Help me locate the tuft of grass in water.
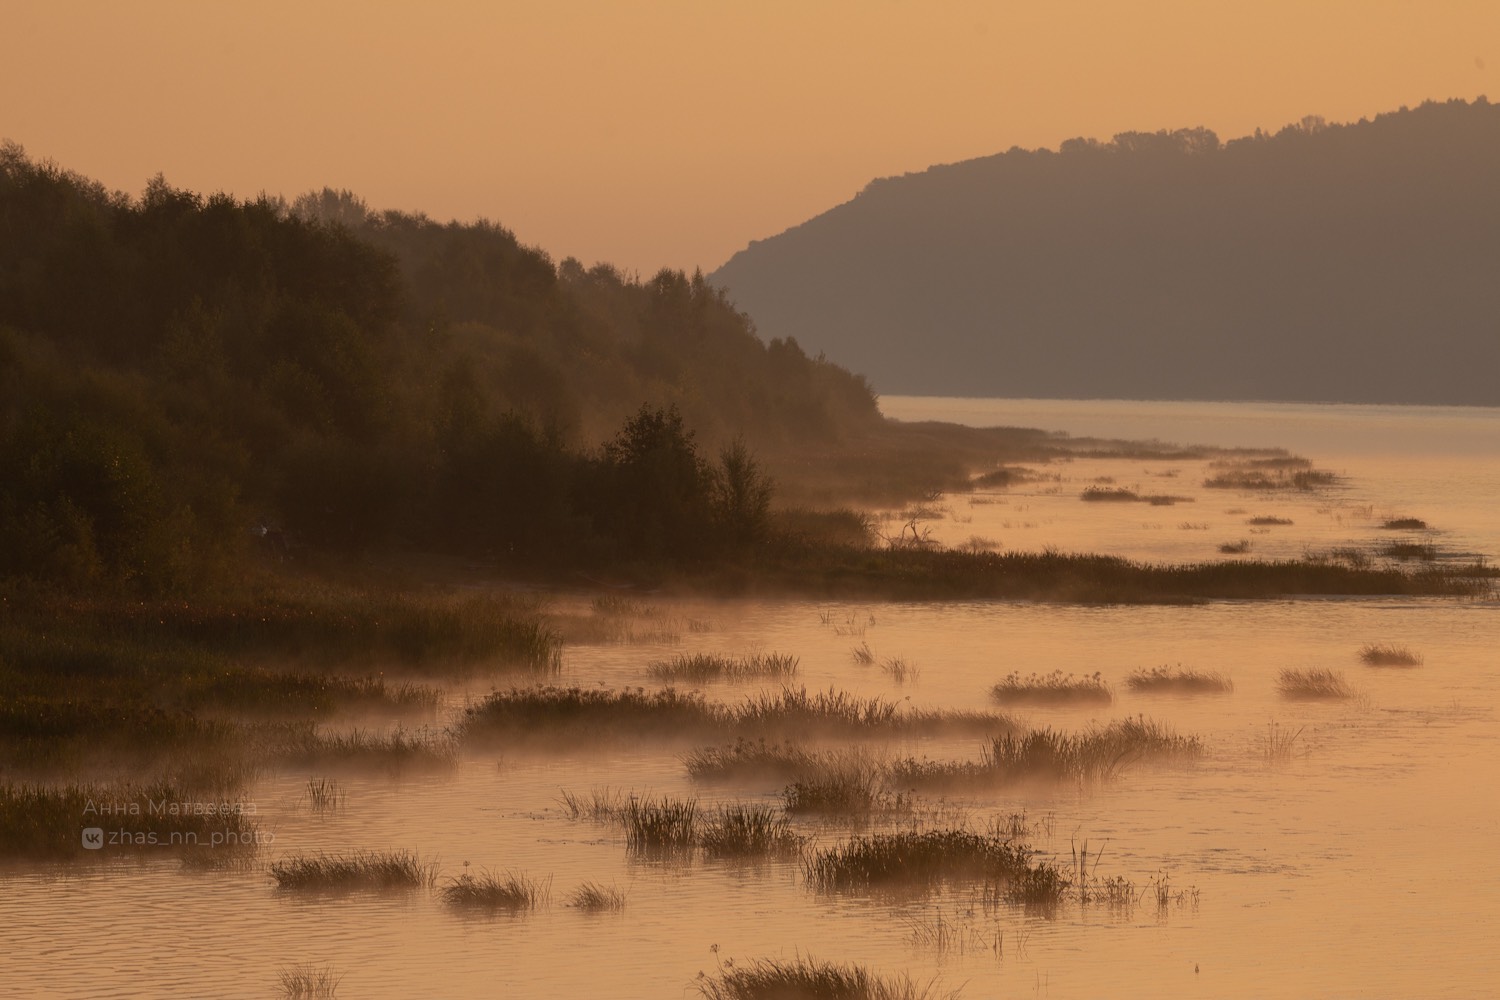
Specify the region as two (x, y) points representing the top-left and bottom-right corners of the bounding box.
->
(699, 804), (800, 859)
(460, 685), (1010, 744)
(277, 962), (342, 999)
(1247, 516), (1294, 526)
(1125, 665), (1233, 694)
(1218, 540), (1252, 555)
(558, 787), (630, 821)
(1277, 667), (1354, 700)
(880, 656), (919, 684)
(805, 828), (1066, 899)
(1381, 518), (1428, 530)
(991, 670), (1112, 706)
(620, 795), (698, 851)
(305, 777), (345, 813)
(1080, 486), (1141, 502)
(781, 751), (887, 815)
(269, 850), (436, 891)
(892, 717), (1201, 789)
(1379, 541), (1437, 562)
(439, 868), (550, 910)
(851, 642), (876, 665)
(1203, 458), (1337, 491)
(682, 739), (818, 781)
(648, 652), (800, 683)
(270, 724), (458, 772)
(1358, 643), (1424, 667)
(1262, 721), (1305, 764)
(566, 880), (625, 911)
(695, 956), (957, 1000)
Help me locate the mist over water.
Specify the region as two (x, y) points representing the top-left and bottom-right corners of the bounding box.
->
(4, 399), (1496, 999)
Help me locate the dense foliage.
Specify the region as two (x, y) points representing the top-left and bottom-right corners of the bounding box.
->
(0, 144), (878, 589)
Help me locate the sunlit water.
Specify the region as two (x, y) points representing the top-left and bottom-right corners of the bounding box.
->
(4, 399), (1497, 999)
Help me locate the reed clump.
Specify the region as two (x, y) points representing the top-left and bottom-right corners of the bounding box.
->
(1277, 668), (1355, 700)
(277, 962), (342, 999)
(1125, 665), (1233, 694)
(891, 717), (1202, 788)
(991, 670), (1113, 706)
(696, 957), (957, 1000)
(699, 804), (800, 859)
(1379, 542), (1437, 562)
(1381, 518), (1428, 530)
(781, 751), (886, 815)
(269, 850), (437, 890)
(566, 881), (626, 911)
(620, 795), (699, 850)
(648, 652), (800, 683)
(1080, 486), (1141, 502)
(439, 868), (550, 910)
(682, 739), (819, 781)
(269, 724), (458, 772)
(1248, 516), (1294, 526)
(1358, 643), (1424, 667)
(805, 829), (1066, 901)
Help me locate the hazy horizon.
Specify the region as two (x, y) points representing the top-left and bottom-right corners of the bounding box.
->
(5, 1), (1496, 276)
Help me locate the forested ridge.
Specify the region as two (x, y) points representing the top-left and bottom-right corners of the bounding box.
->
(0, 144), (881, 590)
(711, 98), (1500, 405)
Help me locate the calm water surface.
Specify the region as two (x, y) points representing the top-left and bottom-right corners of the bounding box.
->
(3, 399), (1497, 999)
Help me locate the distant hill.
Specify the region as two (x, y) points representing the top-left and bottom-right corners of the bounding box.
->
(711, 98), (1500, 406)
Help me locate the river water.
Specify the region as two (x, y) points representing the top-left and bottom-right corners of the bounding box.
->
(3, 398), (1497, 999)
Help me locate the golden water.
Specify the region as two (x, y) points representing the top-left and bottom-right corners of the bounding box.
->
(4, 399), (1497, 999)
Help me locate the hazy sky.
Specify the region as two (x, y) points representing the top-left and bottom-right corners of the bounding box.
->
(4, 1), (1494, 275)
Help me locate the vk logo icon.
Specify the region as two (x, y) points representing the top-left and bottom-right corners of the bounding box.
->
(82, 827), (104, 850)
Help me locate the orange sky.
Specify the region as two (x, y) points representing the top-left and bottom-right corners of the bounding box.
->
(4, 1), (1494, 275)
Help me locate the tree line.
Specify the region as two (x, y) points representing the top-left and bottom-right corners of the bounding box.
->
(0, 144), (877, 590)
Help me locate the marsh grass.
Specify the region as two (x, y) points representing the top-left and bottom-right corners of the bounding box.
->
(904, 910), (992, 956)
(0, 781), (260, 858)
(458, 686), (718, 743)
(1204, 457), (1337, 491)
(269, 850), (437, 891)
(781, 751), (887, 815)
(566, 880), (626, 911)
(1380, 542), (1437, 562)
(891, 717), (1202, 789)
(1080, 486), (1140, 502)
(558, 787), (630, 821)
(695, 957), (957, 1000)
(1248, 516), (1294, 526)
(805, 829), (1067, 902)
(1262, 721), (1305, 763)
(277, 962), (342, 999)
(620, 795), (698, 850)
(439, 868), (550, 910)
(1277, 668), (1355, 700)
(880, 656), (919, 684)
(1358, 643), (1424, 667)
(1125, 665), (1234, 694)
(681, 739), (818, 781)
(991, 670), (1112, 706)
(1218, 540), (1252, 555)
(851, 642), (876, 665)
(272, 724), (458, 771)
(648, 652), (800, 683)
(305, 777), (345, 813)
(1381, 518), (1428, 530)
(699, 804), (800, 858)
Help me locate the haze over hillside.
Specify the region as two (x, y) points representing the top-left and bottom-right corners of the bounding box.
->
(712, 98), (1500, 406)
